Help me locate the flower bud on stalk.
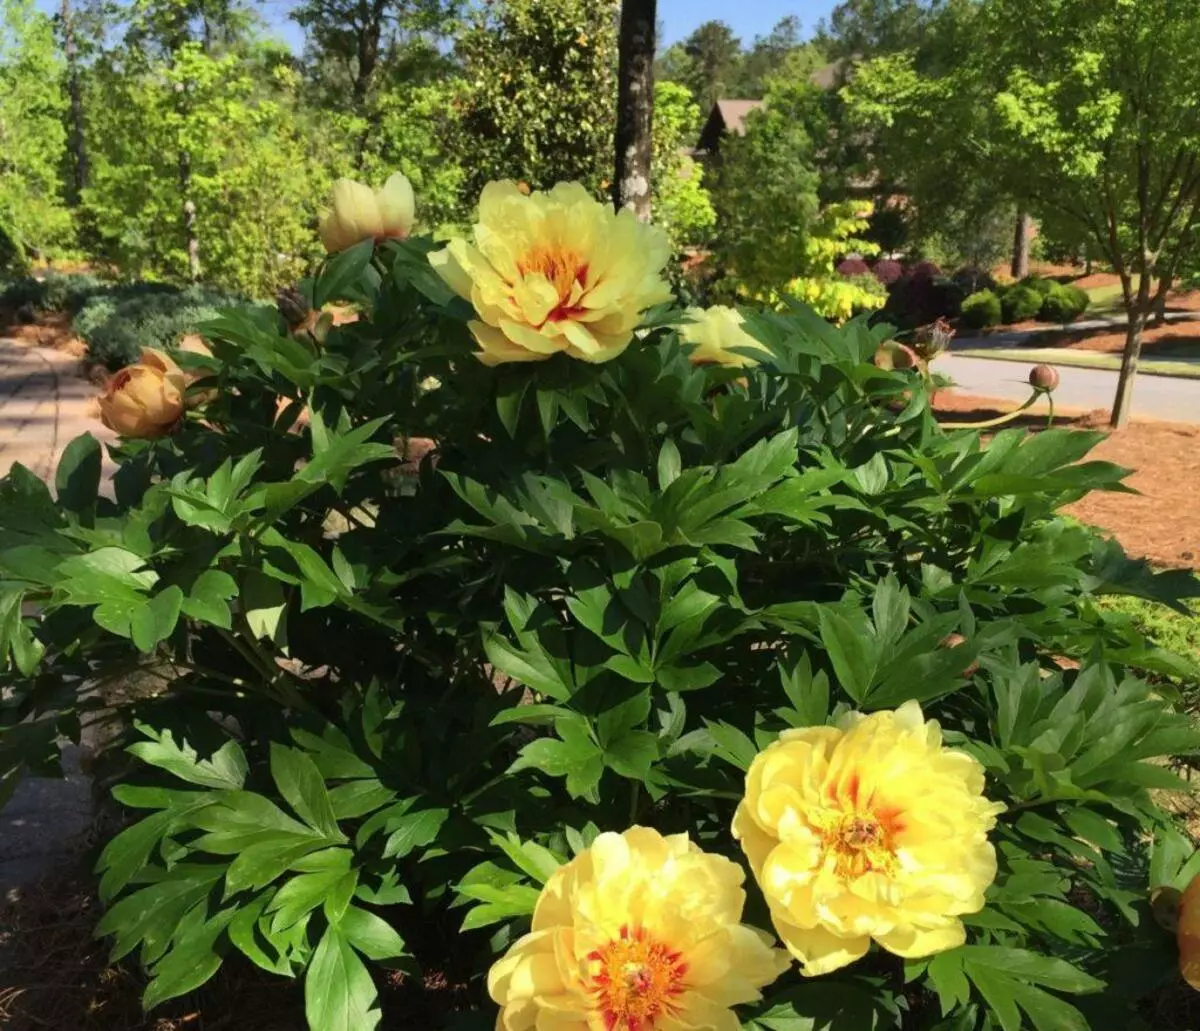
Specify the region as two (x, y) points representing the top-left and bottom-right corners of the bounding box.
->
(1029, 364), (1060, 393)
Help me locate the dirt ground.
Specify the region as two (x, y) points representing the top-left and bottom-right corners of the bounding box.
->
(935, 393), (1200, 568)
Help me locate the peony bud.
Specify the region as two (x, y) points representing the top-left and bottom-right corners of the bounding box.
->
(873, 341), (921, 371)
(1029, 364), (1060, 393)
(97, 358), (185, 438)
(276, 285), (311, 330)
(940, 632), (980, 677)
(319, 173), (415, 253)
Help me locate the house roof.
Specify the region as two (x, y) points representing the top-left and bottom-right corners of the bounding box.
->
(712, 99), (765, 137)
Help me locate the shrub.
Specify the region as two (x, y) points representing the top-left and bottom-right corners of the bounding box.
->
(871, 258), (903, 286)
(1038, 282), (1091, 323)
(909, 259), (942, 281)
(952, 266), (997, 295)
(0, 275), (46, 310)
(883, 269), (965, 328)
(72, 284), (265, 369)
(1001, 283), (1044, 322)
(1, 189), (1199, 1031)
(835, 256), (870, 278)
(1021, 274), (1058, 297)
(961, 288), (1003, 329)
(39, 272), (106, 313)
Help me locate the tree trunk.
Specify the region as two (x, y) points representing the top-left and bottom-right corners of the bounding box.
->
(1010, 209), (1031, 279)
(179, 152), (201, 282)
(1111, 269), (1152, 428)
(1110, 308), (1145, 427)
(613, 0), (656, 222)
(61, 0), (88, 203)
(1152, 276), (1171, 326)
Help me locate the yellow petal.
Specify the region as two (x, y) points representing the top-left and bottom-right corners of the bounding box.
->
(376, 172), (415, 238)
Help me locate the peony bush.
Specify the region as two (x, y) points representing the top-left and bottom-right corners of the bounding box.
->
(2, 172), (1200, 1031)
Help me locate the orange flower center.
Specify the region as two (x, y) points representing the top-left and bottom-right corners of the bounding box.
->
(589, 925), (687, 1031)
(816, 809), (902, 880)
(516, 245), (589, 324)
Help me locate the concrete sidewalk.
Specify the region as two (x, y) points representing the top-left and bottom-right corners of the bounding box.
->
(0, 338), (114, 483)
(939, 354), (1200, 423)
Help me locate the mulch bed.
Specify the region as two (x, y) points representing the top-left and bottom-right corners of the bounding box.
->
(935, 393), (1200, 568)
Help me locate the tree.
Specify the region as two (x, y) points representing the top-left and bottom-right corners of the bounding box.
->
(0, 0), (71, 268)
(455, 0), (618, 198)
(676, 19), (741, 111)
(737, 15), (805, 98)
(979, 0), (1200, 426)
(613, 0), (654, 219)
(84, 38), (332, 293)
(291, 0), (455, 114)
(651, 80), (715, 250)
(816, 0), (933, 59)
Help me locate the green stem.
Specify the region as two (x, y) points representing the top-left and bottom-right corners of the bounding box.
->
(938, 389), (1042, 430)
(1046, 393), (1056, 429)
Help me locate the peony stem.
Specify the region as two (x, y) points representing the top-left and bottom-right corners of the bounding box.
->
(938, 390), (1043, 430)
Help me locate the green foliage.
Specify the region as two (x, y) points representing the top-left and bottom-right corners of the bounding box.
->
(962, 289), (1003, 329)
(84, 43), (330, 295)
(0, 0), (72, 269)
(1038, 282), (1091, 323)
(455, 0), (618, 197)
(72, 283), (266, 368)
(1, 221), (1198, 1029)
(1002, 283), (1043, 323)
(650, 81), (716, 251)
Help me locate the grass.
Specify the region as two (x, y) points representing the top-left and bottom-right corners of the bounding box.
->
(1085, 280), (1128, 318)
(954, 346), (1200, 379)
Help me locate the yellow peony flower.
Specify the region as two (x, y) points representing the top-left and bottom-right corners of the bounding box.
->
(319, 172), (415, 253)
(733, 700), (1003, 977)
(98, 348), (187, 438)
(429, 181), (673, 366)
(488, 826), (788, 1031)
(680, 306), (771, 368)
(1179, 873), (1200, 989)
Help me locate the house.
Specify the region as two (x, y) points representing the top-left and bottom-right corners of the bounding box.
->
(694, 59), (856, 157)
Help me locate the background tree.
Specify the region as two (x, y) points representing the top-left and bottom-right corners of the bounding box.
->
(613, 0), (654, 219)
(816, 0), (933, 58)
(0, 0), (71, 269)
(661, 19), (741, 111)
(455, 0), (618, 198)
(979, 0), (1200, 426)
(650, 80), (715, 250)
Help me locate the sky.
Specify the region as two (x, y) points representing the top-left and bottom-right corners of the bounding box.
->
(34, 0), (842, 53)
(659, 0), (839, 46)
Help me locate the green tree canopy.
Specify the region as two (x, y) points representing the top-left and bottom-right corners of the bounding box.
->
(0, 0), (71, 268)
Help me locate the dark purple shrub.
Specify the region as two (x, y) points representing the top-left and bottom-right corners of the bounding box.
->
(872, 259), (903, 286)
(908, 260), (943, 282)
(836, 257), (870, 278)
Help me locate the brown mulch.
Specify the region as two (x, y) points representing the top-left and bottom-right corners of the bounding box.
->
(0, 309), (88, 356)
(935, 392), (1200, 568)
(0, 861), (477, 1030)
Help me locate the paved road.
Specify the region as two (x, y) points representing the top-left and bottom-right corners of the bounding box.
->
(956, 310), (1200, 351)
(0, 338), (115, 482)
(940, 354), (1200, 424)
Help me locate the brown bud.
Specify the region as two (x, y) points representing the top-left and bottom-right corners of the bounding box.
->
(873, 341), (921, 371)
(940, 633), (980, 677)
(277, 286), (311, 330)
(1029, 364), (1060, 393)
(98, 354), (185, 438)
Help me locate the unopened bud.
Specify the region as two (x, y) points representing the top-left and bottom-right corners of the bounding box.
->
(940, 633), (980, 677)
(873, 341), (921, 371)
(277, 286), (311, 330)
(1029, 364), (1060, 393)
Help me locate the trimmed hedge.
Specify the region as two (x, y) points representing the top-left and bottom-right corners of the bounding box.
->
(961, 289), (1003, 329)
(1038, 282), (1090, 323)
(1001, 283), (1044, 323)
(74, 283), (266, 369)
